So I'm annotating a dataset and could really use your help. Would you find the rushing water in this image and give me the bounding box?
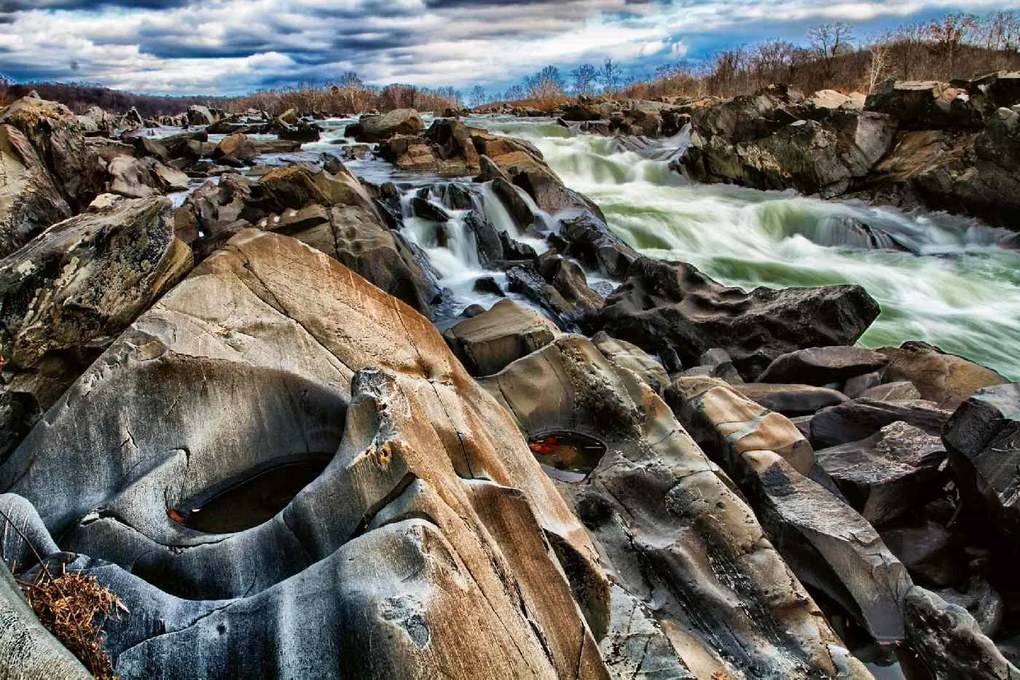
[469,116,1020,380]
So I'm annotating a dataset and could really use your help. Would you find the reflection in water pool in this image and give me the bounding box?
[528,431,607,483]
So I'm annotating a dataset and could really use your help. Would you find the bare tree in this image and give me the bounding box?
[866,35,893,92]
[571,63,598,96]
[925,13,977,73]
[470,85,487,107]
[599,57,622,95]
[808,22,854,81]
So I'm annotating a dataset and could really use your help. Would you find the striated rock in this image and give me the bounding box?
[757,345,888,385]
[443,299,559,376]
[734,383,848,416]
[815,421,946,527]
[810,397,950,448]
[0,230,610,679]
[482,336,870,678]
[944,383,1020,542]
[597,257,880,379]
[0,123,72,257]
[858,381,921,402]
[904,587,1020,679]
[591,331,669,393]
[879,341,1007,410]
[346,108,424,143]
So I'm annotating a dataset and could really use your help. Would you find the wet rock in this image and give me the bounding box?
[0,230,610,679]
[482,336,870,678]
[757,345,888,385]
[904,586,1020,679]
[557,211,638,278]
[734,383,848,417]
[879,341,1007,410]
[0,123,72,257]
[815,421,946,526]
[347,108,424,143]
[944,383,1020,542]
[484,147,605,219]
[881,521,964,587]
[810,397,950,448]
[471,276,503,297]
[443,299,559,376]
[507,254,603,332]
[597,257,880,379]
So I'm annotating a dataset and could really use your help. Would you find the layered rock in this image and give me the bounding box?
[443,298,559,376]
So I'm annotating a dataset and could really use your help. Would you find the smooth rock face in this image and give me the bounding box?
[0,230,608,679]
[591,331,669,394]
[944,383,1020,542]
[443,298,559,376]
[597,257,880,379]
[904,586,1020,679]
[815,422,946,527]
[879,341,1008,410]
[757,346,888,385]
[733,383,849,417]
[0,124,72,258]
[481,336,870,679]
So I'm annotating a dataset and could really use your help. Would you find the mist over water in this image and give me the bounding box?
[471,117,1020,380]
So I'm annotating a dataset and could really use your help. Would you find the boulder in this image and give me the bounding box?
[733,383,849,417]
[879,341,1007,410]
[212,132,257,164]
[186,105,216,127]
[858,381,921,402]
[597,257,880,379]
[809,397,950,448]
[557,211,638,278]
[865,79,983,130]
[506,254,603,332]
[815,421,946,526]
[105,155,189,198]
[944,383,1020,542]
[0,230,610,679]
[482,336,870,678]
[904,587,1020,679]
[0,123,72,258]
[443,299,559,376]
[757,345,888,385]
[881,522,964,587]
[487,149,604,218]
[346,109,424,143]
[591,331,669,393]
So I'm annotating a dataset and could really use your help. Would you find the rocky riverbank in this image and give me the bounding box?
[0,91,1018,679]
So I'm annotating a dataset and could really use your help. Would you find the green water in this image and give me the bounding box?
[471,117,1020,380]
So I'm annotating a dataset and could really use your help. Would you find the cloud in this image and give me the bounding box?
[0,0,1016,94]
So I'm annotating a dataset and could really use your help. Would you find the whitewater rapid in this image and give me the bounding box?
[469,117,1020,380]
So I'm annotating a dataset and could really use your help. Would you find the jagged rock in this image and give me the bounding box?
[187,104,217,127]
[212,132,257,164]
[174,173,254,245]
[815,421,946,526]
[482,336,870,678]
[591,331,669,393]
[881,522,964,587]
[0,123,72,257]
[106,155,189,198]
[810,398,950,448]
[944,383,1020,542]
[0,561,92,679]
[443,299,559,376]
[733,383,848,416]
[486,149,605,218]
[378,119,482,175]
[937,577,1005,636]
[865,79,983,130]
[597,257,880,379]
[557,211,638,278]
[858,381,921,402]
[757,345,888,385]
[506,254,602,332]
[0,230,610,679]
[879,341,1007,410]
[346,108,424,143]
[904,587,1020,679]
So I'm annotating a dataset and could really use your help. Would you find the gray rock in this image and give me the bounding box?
[734,383,849,417]
[881,521,964,587]
[346,109,424,143]
[757,345,888,385]
[810,397,950,448]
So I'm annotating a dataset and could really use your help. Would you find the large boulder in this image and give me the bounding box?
[0,230,609,678]
[944,383,1020,542]
[865,79,982,130]
[809,397,950,448]
[757,345,888,385]
[346,108,424,143]
[377,119,481,175]
[443,299,559,376]
[482,336,870,678]
[879,341,1007,410]
[105,155,189,198]
[0,123,72,257]
[597,257,880,379]
[186,105,217,127]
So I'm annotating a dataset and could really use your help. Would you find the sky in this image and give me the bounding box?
[0,0,1017,96]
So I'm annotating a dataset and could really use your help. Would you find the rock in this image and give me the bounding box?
[943,383,1020,542]
[937,577,1005,636]
[734,383,849,417]
[175,173,254,245]
[0,560,92,679]
[557,211,638,278]
[187,104,216,127]
[506,254,603,332]
[696,348,743,384]
[879,341,1007,410]
[346,108,424,143]
[815,421,946,526]
[858,381,921,402]
[443,299,559,376]
[482,336,871,678]
[843,371,882,398]
[487,150,604,218]
[880,522,964,587]
[106,155,189,198]
[904,586,1020,679]
[275,119,320,143]
[591,331,669,393]
[865,79,983,130]
[597,257,880,379]
[0,123,72,257]
[0,230,610,678]
[810,397,950,448]
[212,132,257,164]
[757,345,888,385]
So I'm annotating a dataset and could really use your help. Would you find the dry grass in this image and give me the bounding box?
[19,566,124,679]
